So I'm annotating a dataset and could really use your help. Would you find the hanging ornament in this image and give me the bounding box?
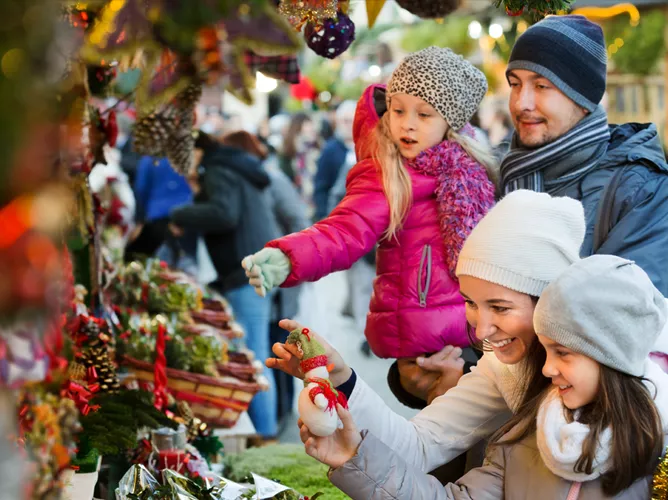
[395,0,460,19]
[132,108,178,157]
[304,11,355,59]
[165,81,201,175]
[279,0,338,29]
[365,0,386,28]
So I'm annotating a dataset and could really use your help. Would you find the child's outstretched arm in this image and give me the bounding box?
[242,159,389,295]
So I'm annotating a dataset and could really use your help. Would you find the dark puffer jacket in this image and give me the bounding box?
[171,143,280,292]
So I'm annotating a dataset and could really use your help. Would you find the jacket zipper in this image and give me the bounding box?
[418,245,432,308]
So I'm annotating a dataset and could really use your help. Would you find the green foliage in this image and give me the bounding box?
[604,12,666,75]
[164,333,191,371]
[400,16,476,56]
[223,444,350,499]
[77,389,177,457]
[71,447,100,474]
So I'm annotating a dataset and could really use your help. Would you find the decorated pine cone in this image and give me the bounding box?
[132,109,177,157]
[81,347,120,393]
[395,0,460,18]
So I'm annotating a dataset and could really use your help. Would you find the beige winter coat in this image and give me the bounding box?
[329,429,655,499]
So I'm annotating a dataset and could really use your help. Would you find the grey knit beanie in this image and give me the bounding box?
[386,46,487,131]
[534,255,668,377]
[456,190,585,297]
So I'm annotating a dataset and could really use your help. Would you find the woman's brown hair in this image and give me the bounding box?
[219,130,268,160]
[490,363,664,496]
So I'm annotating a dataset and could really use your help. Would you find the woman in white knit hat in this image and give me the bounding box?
[272,191,668,499]
[268,192,587,459]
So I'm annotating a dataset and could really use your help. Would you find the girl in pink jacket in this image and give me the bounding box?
[243,47,497,371]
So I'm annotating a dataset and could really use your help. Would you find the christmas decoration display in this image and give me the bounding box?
[287,328,347,437]
[395,0,460,19]
[19,392,80,499]
[304,11,356,59]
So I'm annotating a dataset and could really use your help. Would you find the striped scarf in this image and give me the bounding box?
[501,106,610,195]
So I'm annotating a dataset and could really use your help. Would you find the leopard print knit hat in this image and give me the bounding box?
[387,46,487,131]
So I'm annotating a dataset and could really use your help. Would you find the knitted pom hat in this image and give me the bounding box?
[386,46,488,130]
[456,190,585,297]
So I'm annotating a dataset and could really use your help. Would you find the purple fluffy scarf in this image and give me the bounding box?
[405,126,496,277]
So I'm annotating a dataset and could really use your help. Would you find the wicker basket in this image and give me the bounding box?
[122,355,268,428]
[216,351,264,382]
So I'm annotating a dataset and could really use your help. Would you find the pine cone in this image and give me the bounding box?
[80,347,120,393]
[133,109,177,157]
[175,82,202,110]
[166,131,195,175]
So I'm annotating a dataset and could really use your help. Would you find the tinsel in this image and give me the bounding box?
[654,447,668,500]
[279,0,338,29]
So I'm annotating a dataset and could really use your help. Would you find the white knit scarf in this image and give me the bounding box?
[536,360,668,482]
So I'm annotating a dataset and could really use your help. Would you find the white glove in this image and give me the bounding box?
[241,248,291,298]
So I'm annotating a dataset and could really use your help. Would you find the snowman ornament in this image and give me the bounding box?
[287,327,348,437]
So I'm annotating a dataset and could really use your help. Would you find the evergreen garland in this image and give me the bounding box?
[493,0,571,18]
[77,389,177,457]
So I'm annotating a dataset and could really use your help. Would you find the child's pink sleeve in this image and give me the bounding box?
[266,160,389,287]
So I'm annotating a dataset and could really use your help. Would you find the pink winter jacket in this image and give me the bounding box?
[266,84,469,358]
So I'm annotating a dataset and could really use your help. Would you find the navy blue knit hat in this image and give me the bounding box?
[507,15,607,112]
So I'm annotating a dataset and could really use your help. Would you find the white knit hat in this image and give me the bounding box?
[455,190,585,297]
[534,255,668,376]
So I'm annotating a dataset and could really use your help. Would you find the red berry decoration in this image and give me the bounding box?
[505,5,525,15]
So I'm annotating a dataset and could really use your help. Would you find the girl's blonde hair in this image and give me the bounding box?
[374,110,500,240]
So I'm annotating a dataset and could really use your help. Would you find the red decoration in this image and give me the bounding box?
[505,5,524,15]
[105,110,118,147]
[153,323,168,410]
[302,327,311,340]
[290,76,317,101]
[300,354,328,373]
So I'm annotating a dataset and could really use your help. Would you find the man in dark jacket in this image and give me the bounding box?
[501,15,668,293]
[170,131,281,440]
[393,14,668,420]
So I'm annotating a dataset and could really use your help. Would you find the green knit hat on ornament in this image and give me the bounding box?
[287,328,328,373]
